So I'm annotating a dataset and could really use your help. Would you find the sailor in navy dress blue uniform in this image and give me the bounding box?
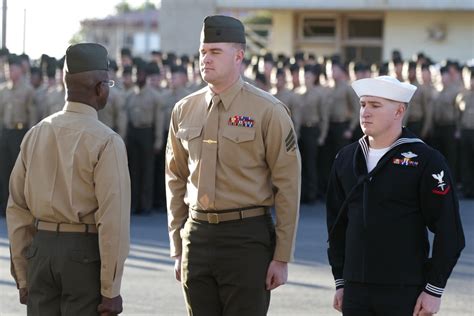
[326,76,465,316]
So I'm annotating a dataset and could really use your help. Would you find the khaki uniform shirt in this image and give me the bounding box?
[161,86,191,133]
[166,78,301,262]
[457,89,474,130]
[6,102,130,298]
[404,82,435,137]
[0,80,35,130]
[98,87,127,139]
[328,81,359,131]
[32,85,48,123]
[125,85,165,150]
[43,85,66,118]
[274,88,303,138]
[433,84,461,126]
[300,85,330,142]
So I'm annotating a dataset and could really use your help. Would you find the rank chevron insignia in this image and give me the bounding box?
[431,170,450,195]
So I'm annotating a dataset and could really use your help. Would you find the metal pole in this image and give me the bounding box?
[22,8,26,53]
[2,0,7,49]
[144,0,150,56]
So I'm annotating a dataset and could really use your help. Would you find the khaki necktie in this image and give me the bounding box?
[197,94,220,209]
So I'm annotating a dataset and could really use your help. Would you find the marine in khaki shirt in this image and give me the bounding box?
[6,43,129,315]
[403,62,434,139]
[167,77,301,260]
[126,84,165,150]
[273,68,302,138]
[43,84,66,118]
[0,76,35,130]
[299,66,330,145]
[328,78,359,136]
[0,55,35,216]
[433,76,461,126]
[166,15,301,315]
[98,84,127,139]
[7,102,130,295]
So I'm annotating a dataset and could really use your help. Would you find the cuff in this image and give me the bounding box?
[423,283,444,297]
[335,279,345,290]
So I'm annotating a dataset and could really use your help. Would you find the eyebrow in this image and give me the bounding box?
[360,100,383,106]
[200,48,224,54]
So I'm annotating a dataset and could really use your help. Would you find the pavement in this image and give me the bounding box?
[0,200,473,315]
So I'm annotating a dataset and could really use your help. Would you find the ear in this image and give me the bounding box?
[235,48,244,64]
[395,102,406,118]
[95,82,102,97]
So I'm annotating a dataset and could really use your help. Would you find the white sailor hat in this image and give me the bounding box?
[351,76,417,103]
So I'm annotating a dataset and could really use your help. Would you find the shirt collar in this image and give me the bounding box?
[357,127,424,163]
[204,77,244,111]
[63,101,98,119]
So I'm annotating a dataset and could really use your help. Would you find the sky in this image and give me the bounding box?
[1,0,159,60]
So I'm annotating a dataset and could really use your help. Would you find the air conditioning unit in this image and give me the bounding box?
[427,24,447,42]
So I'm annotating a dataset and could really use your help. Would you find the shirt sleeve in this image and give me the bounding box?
[115,91,128,140]
[94,134,131,298]
[326,153,347,289]
[6,132,36,289]
[318,89,330,143]
[263,103,301,262]
[419,149,465,297]
[165,105,190,257]
[27,87,36,129]
[154,93,165,151]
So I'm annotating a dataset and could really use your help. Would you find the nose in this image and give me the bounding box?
[201,53,211,66]
[360,106,371,118]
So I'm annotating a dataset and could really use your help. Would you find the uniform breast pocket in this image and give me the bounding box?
[220,128,257,163]
[222,128,256,144]
[176,126,203,161]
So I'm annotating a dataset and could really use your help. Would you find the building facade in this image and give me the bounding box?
[160,0,474,63]
[81,9,160,61]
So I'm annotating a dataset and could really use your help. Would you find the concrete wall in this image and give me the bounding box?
[268,11,295,56]
[383,11,474,62]
[160,0,217,55]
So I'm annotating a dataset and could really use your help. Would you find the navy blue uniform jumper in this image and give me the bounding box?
[327,128,465,297]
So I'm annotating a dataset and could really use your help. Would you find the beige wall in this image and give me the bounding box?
[383,11,474,62]
[268,11,294,56]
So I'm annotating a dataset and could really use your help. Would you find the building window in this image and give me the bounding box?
[347,19,383,39]
[302,18,336,38]
[344,46,382,64]
[342,17,383,63]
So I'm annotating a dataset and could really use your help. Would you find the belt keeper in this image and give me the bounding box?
[85,224,89,233]
[56,223,60,235]
[239,211,244,220]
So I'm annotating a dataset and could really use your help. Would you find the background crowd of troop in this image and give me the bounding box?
[0,46,473,217]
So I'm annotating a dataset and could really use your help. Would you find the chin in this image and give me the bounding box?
[361,127,374,137]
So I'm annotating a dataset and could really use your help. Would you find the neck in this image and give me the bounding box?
[67,93,99,111]
[368,127,402,149]
[208,74,239,94]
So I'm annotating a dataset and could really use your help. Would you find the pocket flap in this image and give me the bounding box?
[176,127,203,141]
[222,128,256,143]
[24,246,37,259]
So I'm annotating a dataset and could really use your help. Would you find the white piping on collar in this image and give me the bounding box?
[358,136,424,163]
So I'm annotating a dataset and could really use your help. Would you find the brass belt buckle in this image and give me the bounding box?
[207,213,219,224]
